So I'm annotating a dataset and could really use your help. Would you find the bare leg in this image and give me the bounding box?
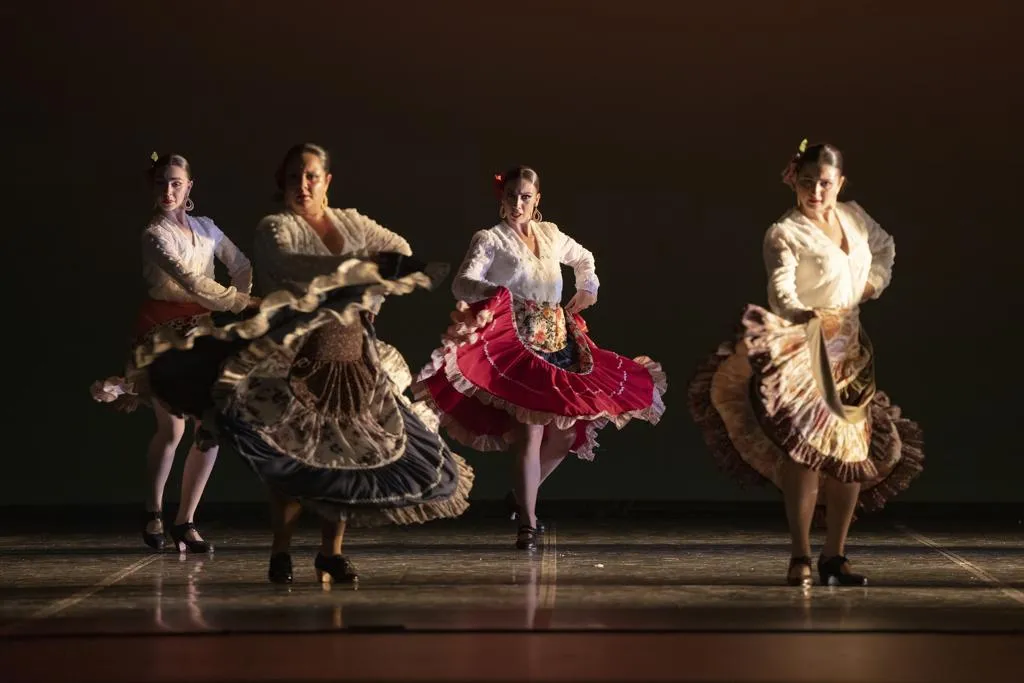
[538,425,574,486]
[821,477,860,558]
[511,424,574,507]
[817,477,868,585]
[269,491,303,555]
[172,422,218,540]
[514,424,545,529]
[314,517,357,583]
[320,519,346,557]
[146,401,185,534]
[781,459,819,582]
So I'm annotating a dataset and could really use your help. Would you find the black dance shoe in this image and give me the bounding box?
[504,491,545,534]
[169,522,213,554]
[786,556,813,587]
[818,554,868,586]
[142,510,165,551]
[314,553,359,584]
[515,525,540,551]
[268,552,293,584]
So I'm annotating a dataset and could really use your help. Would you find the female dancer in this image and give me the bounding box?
[413,166,667,550]
[134,143,473,584]
[91,153,255,553]
[688,141,924,587]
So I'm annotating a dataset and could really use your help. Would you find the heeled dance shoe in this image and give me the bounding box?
[314,552,359,584]
[504,490,545,534]
[142,510,165,551]
[515,525,540,551]
[818,554,868,586]
[786,556,813,587]
[169,522,213,554]
[268,552,293,584]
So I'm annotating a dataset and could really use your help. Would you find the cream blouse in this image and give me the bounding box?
[252,208,412,313]
[764,201,895,321]
[141,214,253,313]
[451,221,600,305]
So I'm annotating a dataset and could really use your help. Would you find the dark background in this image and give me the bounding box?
[7,1,1022,506]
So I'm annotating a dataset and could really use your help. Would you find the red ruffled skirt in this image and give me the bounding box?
[90,299,211,411]
[134,299,209,340]
[412,287,666,460]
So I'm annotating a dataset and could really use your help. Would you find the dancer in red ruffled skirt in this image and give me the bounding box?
[413,166,666,550]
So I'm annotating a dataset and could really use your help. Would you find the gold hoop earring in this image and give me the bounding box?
[499,205,508,220]
[532,207,543,222]
[322,193,329,209]
[185,197,195,212]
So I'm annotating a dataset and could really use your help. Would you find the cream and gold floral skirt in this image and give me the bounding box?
[688,305,924,512]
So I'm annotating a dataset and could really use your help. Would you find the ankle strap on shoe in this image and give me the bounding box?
[789,555,813,568]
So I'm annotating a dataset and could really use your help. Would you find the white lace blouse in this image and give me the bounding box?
[763,201,895,321]
[141,214,253,313]
[252,208,412,312]
[451,221,600,305]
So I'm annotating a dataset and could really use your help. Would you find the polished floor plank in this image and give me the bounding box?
[2,510,1021,681]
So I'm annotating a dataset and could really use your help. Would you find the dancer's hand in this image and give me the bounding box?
[564,290,597,316]
[443,301,492,345]
[90,377,131,403]
[860,282,876,302]
[245,296,262,309]
[449,300,473,325]
[790,309,815,325]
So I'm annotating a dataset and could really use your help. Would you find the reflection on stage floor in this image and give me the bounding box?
[2,503,1021,682]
